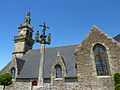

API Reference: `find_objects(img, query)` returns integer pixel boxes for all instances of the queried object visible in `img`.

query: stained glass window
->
[93,44,109,76]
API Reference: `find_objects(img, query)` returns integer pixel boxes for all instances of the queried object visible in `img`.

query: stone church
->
[0,11,120,90]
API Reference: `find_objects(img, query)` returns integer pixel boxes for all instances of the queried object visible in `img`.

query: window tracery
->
[93,44,109,76]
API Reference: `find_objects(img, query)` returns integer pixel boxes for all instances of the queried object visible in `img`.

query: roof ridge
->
[29,43,80,51]
[114,34,120,38]
[46,43,80,49]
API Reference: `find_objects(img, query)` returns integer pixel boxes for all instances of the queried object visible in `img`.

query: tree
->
[114,73,120,90]
[0,73,12,90]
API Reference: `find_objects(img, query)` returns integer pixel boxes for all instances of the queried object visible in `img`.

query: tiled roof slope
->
[16,58,25,74]
[114,34,120,42]
[17,44,79,79]
[0,61,12,74]
[0,58,25,74]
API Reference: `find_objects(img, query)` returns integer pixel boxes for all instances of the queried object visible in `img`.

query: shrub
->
[114,73,120,90]
[0,73,12,90]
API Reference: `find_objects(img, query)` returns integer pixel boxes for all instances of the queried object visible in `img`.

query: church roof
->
[114,34,120,42]
[16,57,25,74]
[17,44,79,79]
[0,61,12,74]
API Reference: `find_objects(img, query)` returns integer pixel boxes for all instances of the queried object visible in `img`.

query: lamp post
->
[35,22,51,86]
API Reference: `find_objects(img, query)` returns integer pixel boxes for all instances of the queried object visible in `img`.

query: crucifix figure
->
[39,22,49,35]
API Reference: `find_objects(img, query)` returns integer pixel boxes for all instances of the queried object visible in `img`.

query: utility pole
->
[35,22,51,86]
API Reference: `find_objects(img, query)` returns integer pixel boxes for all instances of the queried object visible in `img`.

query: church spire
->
[24,11,31,25]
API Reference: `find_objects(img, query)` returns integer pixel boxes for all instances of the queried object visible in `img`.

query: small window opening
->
[55,64,62,78]
[11,67,15,79]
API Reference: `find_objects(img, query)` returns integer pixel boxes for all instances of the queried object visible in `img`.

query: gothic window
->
[93,44,109,76]
[55,64,62,78]
[11,67,15,79]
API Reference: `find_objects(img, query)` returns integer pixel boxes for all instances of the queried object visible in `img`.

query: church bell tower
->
[13,11,34,57]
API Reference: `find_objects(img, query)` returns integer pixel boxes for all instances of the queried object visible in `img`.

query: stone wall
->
[0,78,79,90]
[75,26,120,90]
[0,75,116,90]
[0,80,31,90]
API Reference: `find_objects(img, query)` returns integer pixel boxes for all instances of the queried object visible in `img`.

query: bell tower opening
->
[13,11,34,57]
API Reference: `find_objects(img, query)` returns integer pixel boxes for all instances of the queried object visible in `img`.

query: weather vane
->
[35,22,51,45]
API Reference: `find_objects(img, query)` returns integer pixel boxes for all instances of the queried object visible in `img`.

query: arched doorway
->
[31,81,37,90]
[32,81,37,86]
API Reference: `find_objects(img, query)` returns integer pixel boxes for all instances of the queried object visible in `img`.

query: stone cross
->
[39,22,49,35]
[35,22,51,87]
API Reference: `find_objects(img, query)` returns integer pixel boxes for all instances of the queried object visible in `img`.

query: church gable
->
[75,25,120,88]
[76,25,119,50]
[50,52,67,78]
[75,25,120,56]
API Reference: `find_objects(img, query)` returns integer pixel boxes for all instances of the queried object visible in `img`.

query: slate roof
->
[17,44,79,79]
[16,57,25,74]
[0,61,12,74]
[114,34,120,42]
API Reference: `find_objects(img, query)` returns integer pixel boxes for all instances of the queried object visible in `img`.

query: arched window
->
[93,44,109,76]
[55,64,62,78]
[11,67,16,79]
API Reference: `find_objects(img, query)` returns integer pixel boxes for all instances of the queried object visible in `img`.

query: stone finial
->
[92,25,100,30]
[57,51,61,57]
[24,11,31,25]
[27,11,30,17]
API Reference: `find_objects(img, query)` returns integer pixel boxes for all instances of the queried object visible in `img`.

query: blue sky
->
[0,0,120,70]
